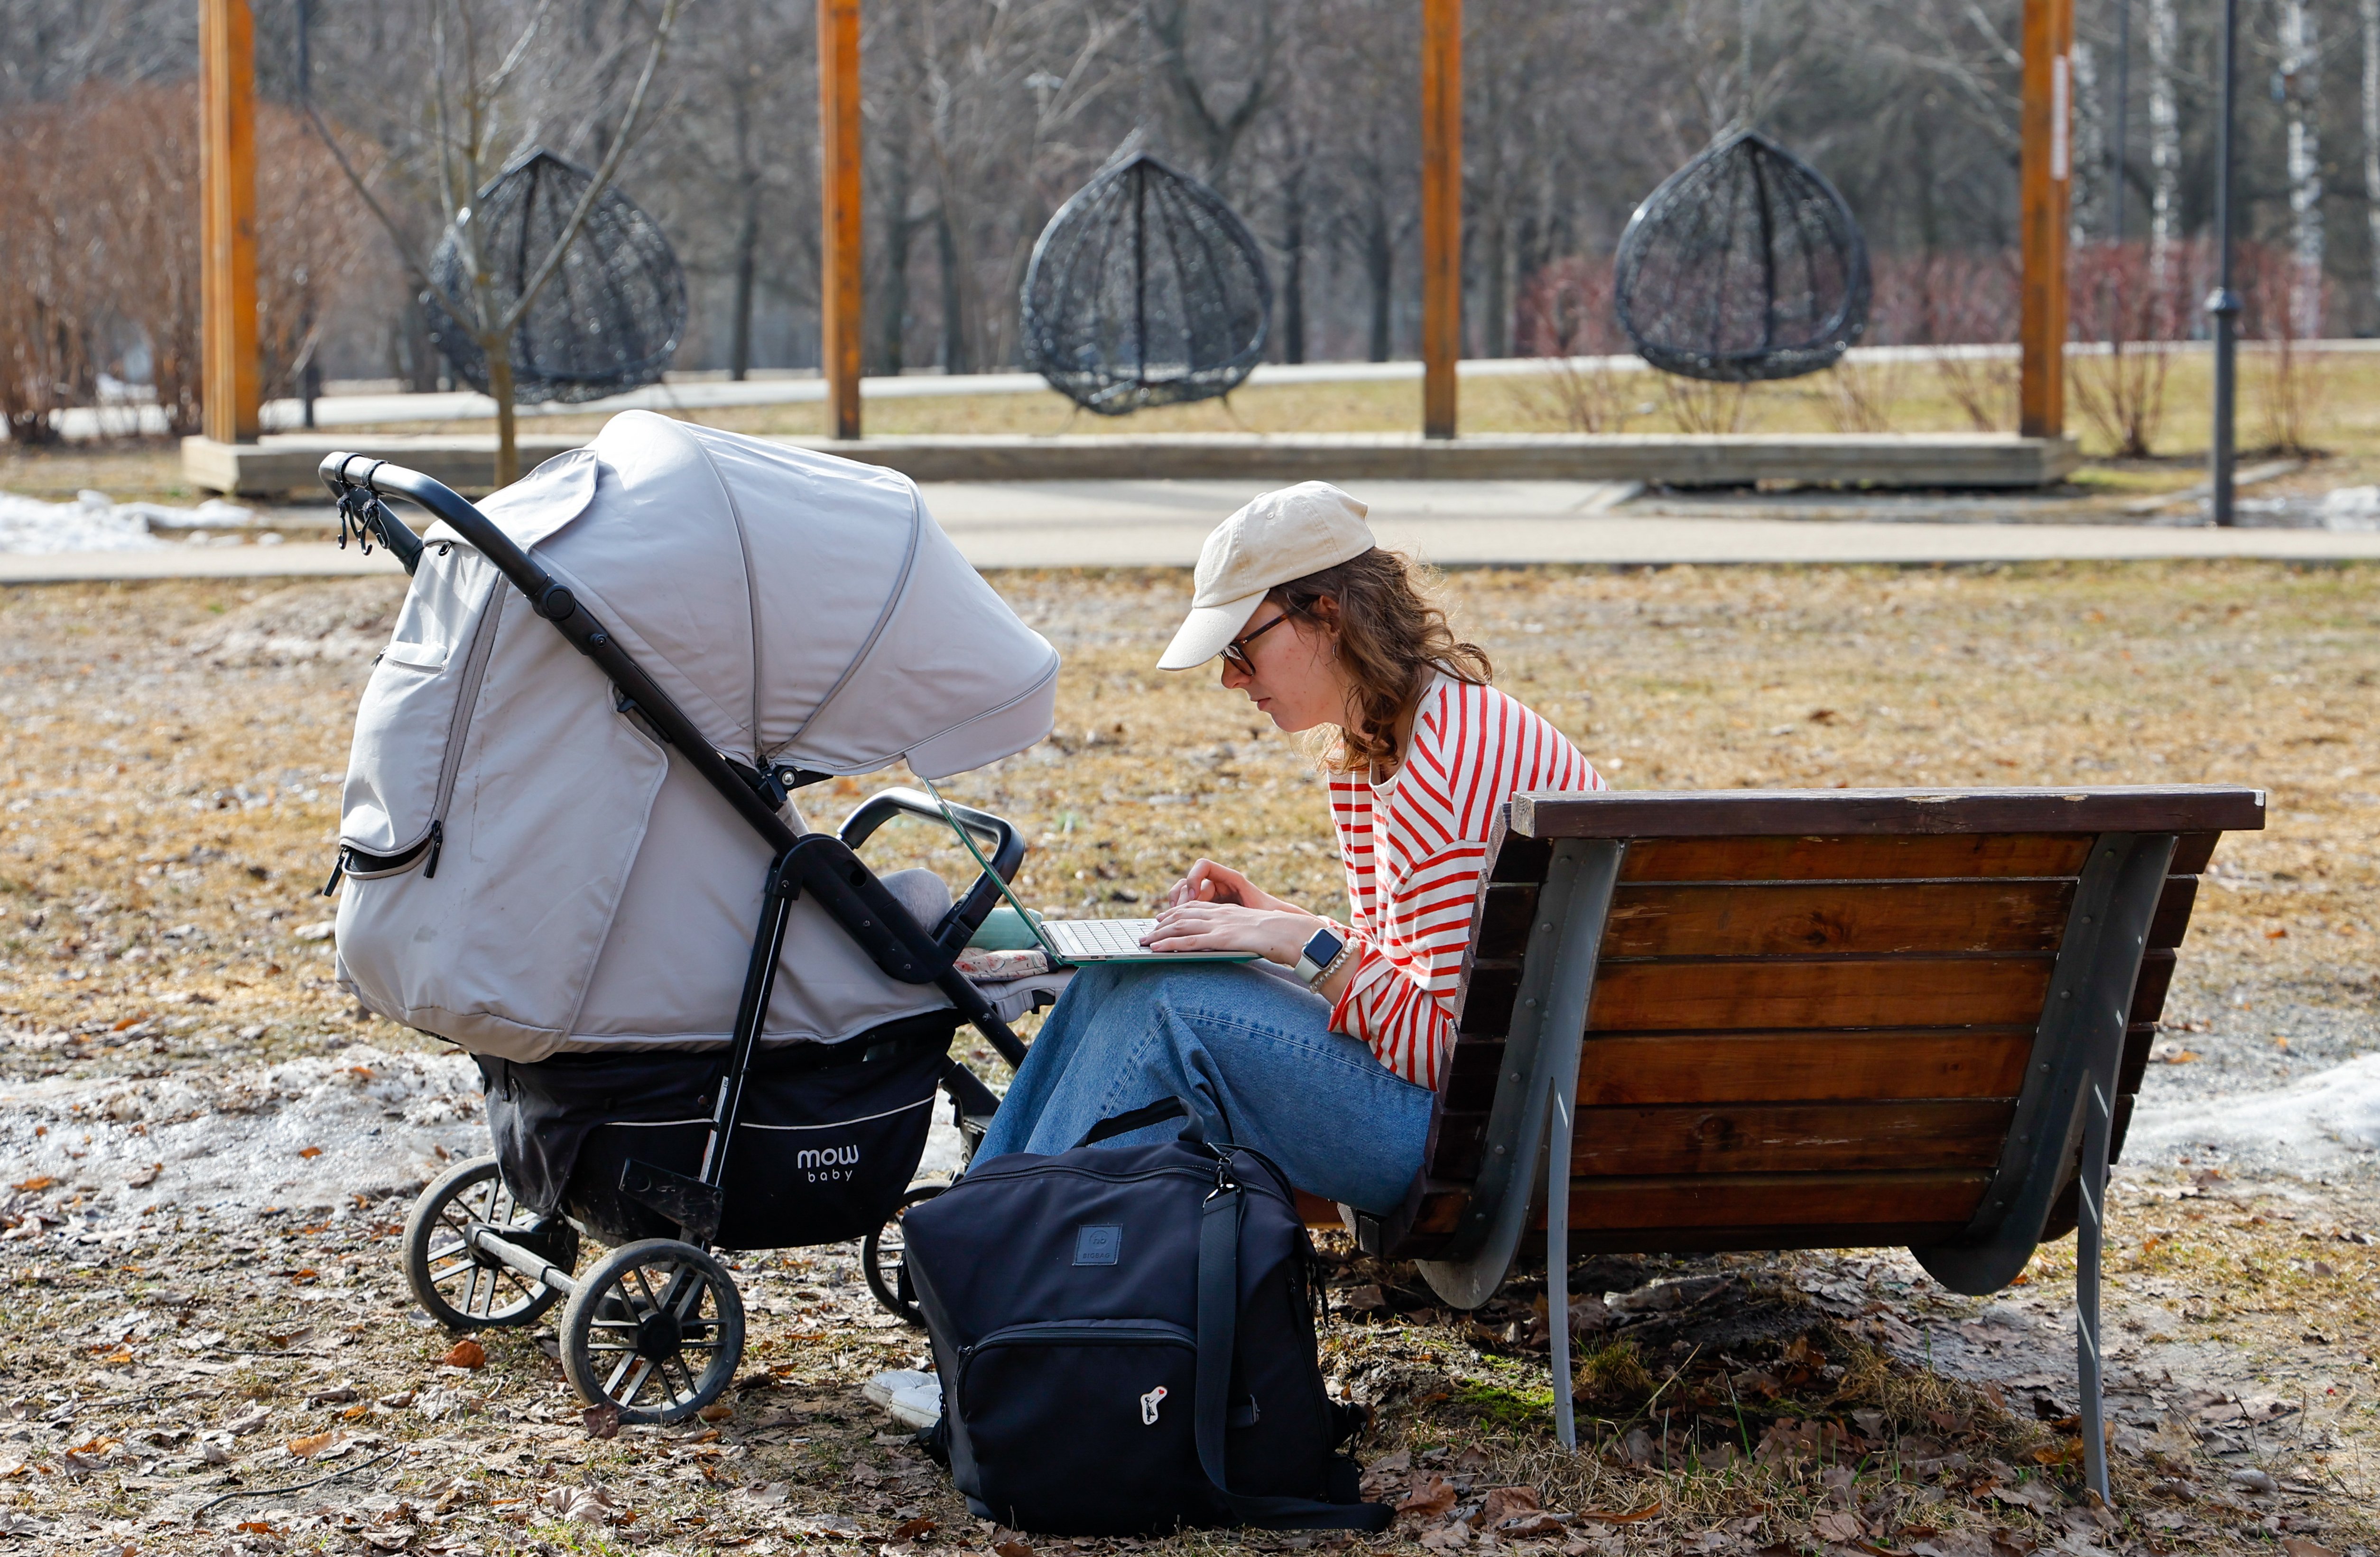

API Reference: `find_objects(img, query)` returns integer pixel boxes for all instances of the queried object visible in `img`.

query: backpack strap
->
[1195,1175,1393,1532]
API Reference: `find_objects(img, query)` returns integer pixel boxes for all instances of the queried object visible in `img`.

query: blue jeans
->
[973,960,1434,1213]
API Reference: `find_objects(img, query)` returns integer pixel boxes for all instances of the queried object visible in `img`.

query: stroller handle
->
[841,787,1024,954]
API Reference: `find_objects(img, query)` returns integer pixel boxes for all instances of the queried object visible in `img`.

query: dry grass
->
[317,346,2380,465]
[1,563,2376,1555]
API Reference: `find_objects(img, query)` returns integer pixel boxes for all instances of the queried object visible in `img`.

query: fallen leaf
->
[297,1145,324,1160]
[698,1402,734,1422]
[1578,1502,1664,1524]
[235,1521,276,1535]
[1480,1486,1542,1529]
[441,1339,486,1370]
[1419,1525,1471,1552]
[992,1541,1034,1557]
[2279,1539,2338,1557]
[360,1526,416,1551]
[1988,1478,2062,1512]
[126,1163,163,1188]
[1397,1474,1457,1520]
[891,1516,938,1540]
[1814,1509,1866,1542]
[9,1177,52,1195]
[287,1430,339,1459]
[583,1403,621,1440]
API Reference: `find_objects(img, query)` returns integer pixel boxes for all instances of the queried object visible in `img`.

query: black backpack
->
[901,1101,1393,1537]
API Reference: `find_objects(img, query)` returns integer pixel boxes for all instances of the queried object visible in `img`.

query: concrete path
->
[8,478,2379,583]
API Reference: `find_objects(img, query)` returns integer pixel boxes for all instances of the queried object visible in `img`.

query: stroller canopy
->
[454,411,1059,779]
[337,412,1060,1061]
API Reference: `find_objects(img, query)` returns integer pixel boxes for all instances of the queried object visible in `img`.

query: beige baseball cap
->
[1157,482,1376,670]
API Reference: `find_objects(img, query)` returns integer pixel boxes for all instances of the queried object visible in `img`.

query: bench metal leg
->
[1415,839,1621,1313]
[2077,1075,2114,1505]
[1547,1069,1576,1450]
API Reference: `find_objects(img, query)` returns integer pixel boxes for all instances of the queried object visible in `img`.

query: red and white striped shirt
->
[1325,676,1605,1087]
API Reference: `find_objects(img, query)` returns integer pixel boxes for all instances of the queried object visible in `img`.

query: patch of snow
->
[0,1045,484,1214]
[2127,1052,2380,1176]
[2316,485,2380,530]
[0,489,257,553]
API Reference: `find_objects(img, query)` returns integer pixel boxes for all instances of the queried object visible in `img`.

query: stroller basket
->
[324,417,1057,1424]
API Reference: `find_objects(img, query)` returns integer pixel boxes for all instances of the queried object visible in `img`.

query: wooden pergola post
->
[1420,0,1463,439]
[818,0,863,441]
[200,0,260,445]
[2017,0,2073,439]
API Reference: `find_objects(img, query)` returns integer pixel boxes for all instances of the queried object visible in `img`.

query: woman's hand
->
[1141,901,1320,968]
[1161,858,1296,915]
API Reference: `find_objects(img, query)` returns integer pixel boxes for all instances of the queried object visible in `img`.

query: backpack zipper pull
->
[319,849,349,897]
[424,820,445,879]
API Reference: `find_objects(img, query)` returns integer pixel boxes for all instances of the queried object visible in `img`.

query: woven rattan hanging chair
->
[1019,152,1271,414]
[1613,129,1871,383]
[425,149,687,405]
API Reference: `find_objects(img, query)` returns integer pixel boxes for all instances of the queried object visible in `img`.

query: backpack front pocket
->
[955,1320,1206,1535]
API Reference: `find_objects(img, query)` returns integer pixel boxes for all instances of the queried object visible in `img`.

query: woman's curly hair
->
[1270,548,1491,775]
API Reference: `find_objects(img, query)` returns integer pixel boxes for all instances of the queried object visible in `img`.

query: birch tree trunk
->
[2071,40,2106,242]
[2147,0,2181,311]
[2363,0,2380,325]
[2282,0,2325,339]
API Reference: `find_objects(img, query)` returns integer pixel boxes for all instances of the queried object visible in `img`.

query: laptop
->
[919,778,1256,969]
[1033,915,1257,966]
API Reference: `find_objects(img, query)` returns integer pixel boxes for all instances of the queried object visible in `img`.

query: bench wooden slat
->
[2130,950,2176,1027]
[1615,833,2093,883]
[2148,875,2200,949]
[1577,1028,2035,1103]
[1588,955,2054,1032]
[1552,1221,1979,1257]
[1435,1100,2013,1178]
[1555,1169,1992,1231]
[1516,786,2267,840]
[1602,879,2074,956]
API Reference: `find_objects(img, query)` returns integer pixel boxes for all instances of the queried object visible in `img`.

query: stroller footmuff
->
[481,1010,952,1250]
[327,412,1059,1423]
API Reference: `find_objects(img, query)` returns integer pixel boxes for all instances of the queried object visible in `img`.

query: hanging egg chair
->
[1019,152,1271,414]
[425,149,687,405]
[1613,129,1871,383]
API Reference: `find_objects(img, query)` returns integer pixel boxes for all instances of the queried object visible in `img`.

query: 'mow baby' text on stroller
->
[320,410,1060,1423]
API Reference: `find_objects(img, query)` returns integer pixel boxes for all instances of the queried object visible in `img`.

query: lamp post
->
[2209,0,2242,526]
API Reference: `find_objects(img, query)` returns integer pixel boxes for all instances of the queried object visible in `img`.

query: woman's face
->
[1217,600,1349,733]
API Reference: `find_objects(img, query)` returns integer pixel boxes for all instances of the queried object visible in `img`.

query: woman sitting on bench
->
[975,483,1605,1211]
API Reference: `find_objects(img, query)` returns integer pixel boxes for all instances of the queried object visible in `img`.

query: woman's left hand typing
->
[1141,901,1319,967]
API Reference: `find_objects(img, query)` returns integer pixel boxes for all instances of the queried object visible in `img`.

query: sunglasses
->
[1220,610,1293,673]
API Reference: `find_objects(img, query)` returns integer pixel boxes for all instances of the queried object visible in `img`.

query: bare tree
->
[2279,0,2324,340]
[2146,0,2181,303]
[305,0,683,484]
[2365,0,2380,326]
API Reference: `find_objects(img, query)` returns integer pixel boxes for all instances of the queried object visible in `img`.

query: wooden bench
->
[1344,785,2265,1503]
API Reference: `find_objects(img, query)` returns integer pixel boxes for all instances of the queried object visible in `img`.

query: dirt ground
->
[1,563,2375,1557]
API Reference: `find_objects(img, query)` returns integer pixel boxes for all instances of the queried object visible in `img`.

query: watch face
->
[1302,927,1345,968]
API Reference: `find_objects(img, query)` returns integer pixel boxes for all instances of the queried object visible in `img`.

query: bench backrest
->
[1375,786,2264,1301]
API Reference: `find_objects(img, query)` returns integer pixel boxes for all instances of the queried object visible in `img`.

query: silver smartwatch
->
[1295,925,1349,987]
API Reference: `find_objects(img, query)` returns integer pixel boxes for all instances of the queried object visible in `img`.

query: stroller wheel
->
[404,1156,579,1331]
[862,1181,947,1326]
[560,1239,746,1425]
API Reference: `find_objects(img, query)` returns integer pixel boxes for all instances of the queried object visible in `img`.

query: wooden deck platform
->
[185,429,2083,498]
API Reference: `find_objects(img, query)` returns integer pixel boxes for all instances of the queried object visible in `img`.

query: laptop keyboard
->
[1044,918,1160,956]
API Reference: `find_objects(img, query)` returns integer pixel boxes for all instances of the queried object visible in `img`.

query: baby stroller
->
[319,411,1062,1423]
